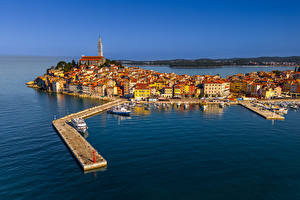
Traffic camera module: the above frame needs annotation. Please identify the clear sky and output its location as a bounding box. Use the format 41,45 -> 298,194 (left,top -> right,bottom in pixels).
1,0 -> 300,60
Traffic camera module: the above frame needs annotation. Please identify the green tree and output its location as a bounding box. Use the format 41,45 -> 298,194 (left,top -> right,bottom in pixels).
56,61 -> 67,70
71,60 -> 78,68
55,61 -> 75,72
273,70 -> 281,76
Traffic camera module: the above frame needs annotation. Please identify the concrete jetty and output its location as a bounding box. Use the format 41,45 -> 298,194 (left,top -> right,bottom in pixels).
239,102 -> 285,120
52,99 -> 128,172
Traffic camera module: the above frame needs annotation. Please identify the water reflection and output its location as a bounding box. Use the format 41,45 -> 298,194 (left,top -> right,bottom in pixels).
108,103 -> 227,120
56,93 -> 65,108
81,131 -> 89,138
117,116 -> 132,125
133,106 -> 151,115
129,103 -> 226,116
202,104 -> 224,116
83,166 -> 107,174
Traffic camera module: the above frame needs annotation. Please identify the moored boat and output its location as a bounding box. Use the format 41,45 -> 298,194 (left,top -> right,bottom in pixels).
71,118 -> 88,133
201,104 -> 207,110
107,106 -> 131,116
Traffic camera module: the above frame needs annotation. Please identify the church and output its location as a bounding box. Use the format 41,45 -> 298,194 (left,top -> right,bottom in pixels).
78,36 -> 106,66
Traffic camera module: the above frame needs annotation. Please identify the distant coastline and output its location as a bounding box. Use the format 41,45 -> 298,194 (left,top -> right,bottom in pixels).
120,56 -> 300,68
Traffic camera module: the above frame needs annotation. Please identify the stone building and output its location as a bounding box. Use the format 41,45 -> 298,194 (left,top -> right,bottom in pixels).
203,80 -> 230,97
78,36 -> 106,66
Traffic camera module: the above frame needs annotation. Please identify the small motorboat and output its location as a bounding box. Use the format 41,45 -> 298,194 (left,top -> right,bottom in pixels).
107,106 -> 131,116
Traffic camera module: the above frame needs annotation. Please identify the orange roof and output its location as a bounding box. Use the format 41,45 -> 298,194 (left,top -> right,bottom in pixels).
136,83 -> 149,89
79,56 -> 104,61
204,80 -> 227,84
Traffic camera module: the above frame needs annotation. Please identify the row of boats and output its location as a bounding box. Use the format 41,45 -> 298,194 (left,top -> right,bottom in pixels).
107,102 -> 231,112
70,101 -> 221,133
69,101 -> 299,133
252,101 -> 299,115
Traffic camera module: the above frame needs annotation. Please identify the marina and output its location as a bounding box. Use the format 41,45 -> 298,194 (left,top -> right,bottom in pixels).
54,97 -> 298,172
53,97 -> 299,171
130,98 -> 300,120
239,102 -> 285,120
52,99 -> 128,172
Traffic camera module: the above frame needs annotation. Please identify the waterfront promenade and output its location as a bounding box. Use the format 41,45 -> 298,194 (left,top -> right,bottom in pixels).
137,98 -> 300,105
136,99 -> 238,105
52,99 -> 128,172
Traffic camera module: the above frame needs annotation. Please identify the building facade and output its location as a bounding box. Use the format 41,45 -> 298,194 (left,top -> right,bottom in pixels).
78,36 -> 106,66
203,81 -> 230,97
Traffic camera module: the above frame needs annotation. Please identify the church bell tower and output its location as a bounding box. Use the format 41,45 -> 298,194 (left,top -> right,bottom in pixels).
98,36 -> 103,57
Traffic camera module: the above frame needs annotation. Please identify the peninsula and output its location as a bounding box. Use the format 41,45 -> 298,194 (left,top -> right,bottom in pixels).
26,36 -> 300,171
27,36 -> 300,102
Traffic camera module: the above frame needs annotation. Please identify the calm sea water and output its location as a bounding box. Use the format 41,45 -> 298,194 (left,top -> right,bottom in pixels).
0,56 -> 300,200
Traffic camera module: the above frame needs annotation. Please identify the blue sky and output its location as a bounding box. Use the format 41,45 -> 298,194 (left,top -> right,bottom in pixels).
1,0 -> 300,60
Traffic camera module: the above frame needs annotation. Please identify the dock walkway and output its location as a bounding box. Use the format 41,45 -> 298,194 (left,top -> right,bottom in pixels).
239,102 -> 285,120
52,99 -> 128,172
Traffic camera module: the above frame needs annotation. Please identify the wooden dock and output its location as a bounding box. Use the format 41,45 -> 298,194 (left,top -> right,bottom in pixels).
52,99 -> 128,172
239,102 -> 285,120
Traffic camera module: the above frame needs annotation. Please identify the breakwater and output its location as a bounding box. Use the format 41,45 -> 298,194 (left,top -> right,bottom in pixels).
52,99 -> 128,172
239,102 -> 285,120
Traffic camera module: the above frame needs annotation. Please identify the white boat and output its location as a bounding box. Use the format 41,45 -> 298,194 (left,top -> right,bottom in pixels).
219,102 -> 225,108
201,104 -> 207,110
279,108 -> 288,114
107,106 -> 131,116
290,105 -> 298,110
71,118 -> 88,133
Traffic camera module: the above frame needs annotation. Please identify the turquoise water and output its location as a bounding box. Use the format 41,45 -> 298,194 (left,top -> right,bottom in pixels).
0,56 -> 300,199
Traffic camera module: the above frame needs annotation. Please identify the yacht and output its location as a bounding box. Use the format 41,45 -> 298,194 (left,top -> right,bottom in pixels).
107,106 -> 131,116
71,118 -> 88,133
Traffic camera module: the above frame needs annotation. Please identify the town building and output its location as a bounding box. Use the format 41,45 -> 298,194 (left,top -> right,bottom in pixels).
78,36 -> 106,66
203,80 -> 230,97
161,87 -> 173,98
134,84 -> 150,100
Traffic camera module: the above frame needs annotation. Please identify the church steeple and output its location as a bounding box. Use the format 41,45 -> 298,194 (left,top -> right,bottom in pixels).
97,36 -> 103,57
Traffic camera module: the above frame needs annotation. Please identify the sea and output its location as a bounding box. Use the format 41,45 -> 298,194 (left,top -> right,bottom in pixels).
0,56 -> 300,200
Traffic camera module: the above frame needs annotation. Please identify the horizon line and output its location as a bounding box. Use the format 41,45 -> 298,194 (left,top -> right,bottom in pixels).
1,54 -> 300,61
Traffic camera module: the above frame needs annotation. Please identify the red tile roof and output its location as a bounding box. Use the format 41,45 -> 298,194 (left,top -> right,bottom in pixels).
79,56 -> 104,61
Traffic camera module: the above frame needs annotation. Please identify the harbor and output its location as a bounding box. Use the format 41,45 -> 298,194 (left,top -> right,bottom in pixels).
239,102 -> 285,120
52,99 -> 128,172
52,96 -> 299,172
130,98 -> 300,120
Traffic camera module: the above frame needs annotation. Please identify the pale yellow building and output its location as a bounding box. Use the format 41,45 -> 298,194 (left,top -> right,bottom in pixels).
203,81 -> 230,97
